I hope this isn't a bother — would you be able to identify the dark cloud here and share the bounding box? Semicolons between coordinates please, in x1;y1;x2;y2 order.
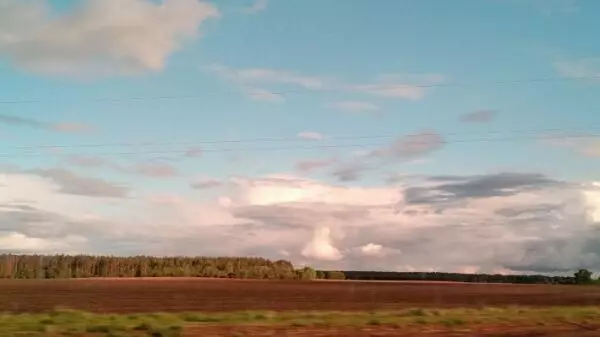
30;168;130;198
370;131;444;159
459;110;497;123
0;114;92;133
331;164;365;182
495;204;563;218
502;236;600;273
294;159;333;172
405;172;562;205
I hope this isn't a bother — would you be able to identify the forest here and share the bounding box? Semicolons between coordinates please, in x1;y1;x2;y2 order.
0;254;593;284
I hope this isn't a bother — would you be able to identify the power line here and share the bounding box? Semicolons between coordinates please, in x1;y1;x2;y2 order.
0;132;595;159
4;125;600;151
0;75;598;106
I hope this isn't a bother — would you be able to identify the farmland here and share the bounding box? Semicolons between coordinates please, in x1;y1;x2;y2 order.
2;278;600;336
2;278;600;313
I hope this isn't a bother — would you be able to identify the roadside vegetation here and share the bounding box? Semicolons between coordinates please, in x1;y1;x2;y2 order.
2;306;600;337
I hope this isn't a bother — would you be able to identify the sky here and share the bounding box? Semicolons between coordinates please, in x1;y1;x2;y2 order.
1;0;600;274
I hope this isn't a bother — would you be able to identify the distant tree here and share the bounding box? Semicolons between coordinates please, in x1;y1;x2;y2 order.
295;267;316;280
325;271;346;280
574;269;593;284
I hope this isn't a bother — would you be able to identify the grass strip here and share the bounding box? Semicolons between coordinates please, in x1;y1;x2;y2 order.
1;306;600;336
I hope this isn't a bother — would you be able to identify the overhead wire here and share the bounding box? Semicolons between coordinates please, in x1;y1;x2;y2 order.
0;132;596;158
3;125;600;151
0;75;598;105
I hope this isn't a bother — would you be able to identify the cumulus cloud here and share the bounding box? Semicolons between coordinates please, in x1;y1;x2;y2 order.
0;0;219;77
459;110;497;123
0;114;93;133
2;168;600;274
301;227;343;261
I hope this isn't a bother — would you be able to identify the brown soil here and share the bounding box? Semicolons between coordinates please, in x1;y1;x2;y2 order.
1;278;600;313
182;324;600;337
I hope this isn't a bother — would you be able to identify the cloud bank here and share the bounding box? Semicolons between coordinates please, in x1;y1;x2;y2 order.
2;166;599;274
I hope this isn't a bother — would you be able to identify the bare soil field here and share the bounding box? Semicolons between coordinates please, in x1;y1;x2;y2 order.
1;278;600;313
183;324;600;337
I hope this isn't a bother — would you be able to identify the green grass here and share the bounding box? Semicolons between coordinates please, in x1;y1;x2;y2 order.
1;306;600;336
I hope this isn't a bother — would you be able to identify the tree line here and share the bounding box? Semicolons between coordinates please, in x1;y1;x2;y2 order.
0;254;303;280
0;254;595;284
342;269;600;284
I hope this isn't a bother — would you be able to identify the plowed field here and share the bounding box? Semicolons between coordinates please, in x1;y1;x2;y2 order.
1;278;599;313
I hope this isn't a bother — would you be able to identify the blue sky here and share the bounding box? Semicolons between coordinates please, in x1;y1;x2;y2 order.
1;0;600;273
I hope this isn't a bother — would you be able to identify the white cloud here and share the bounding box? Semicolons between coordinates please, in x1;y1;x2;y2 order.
297;131;326;140
0;0;219;77
3;168;600;273
301;227;343;261
0;231;87;253
329;101;380;113
360;243;383;256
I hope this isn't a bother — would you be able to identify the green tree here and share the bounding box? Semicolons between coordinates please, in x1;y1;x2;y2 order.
574;269;593;284
295;267;316;280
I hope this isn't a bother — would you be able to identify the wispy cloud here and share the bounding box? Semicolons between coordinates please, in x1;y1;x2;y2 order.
63;156;179;178
203;64;443;103
297;131;326;140
553;58;600;79
459;110;497;123
543;136;600;157
295;159;335;172
190;178;223;190
29;168;130;198
243;87;285;102
328;101;380;113
246;0;268;14
0;114;93;134
369;131;445;159
185;147;203;158
134;161;179;178
203;64;327;90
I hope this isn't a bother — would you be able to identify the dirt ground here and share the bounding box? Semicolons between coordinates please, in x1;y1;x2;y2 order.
182;324;600;337
1;278;600;313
